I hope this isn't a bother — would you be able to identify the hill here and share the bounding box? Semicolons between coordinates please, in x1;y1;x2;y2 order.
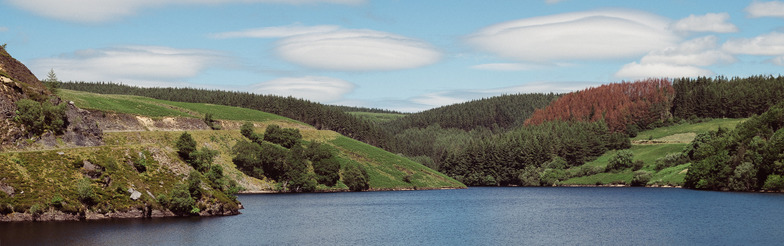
57;89;464;192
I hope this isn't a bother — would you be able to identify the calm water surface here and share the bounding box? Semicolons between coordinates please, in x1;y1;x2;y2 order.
1;187;783;245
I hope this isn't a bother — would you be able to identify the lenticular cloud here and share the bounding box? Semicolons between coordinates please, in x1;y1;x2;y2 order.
275;29;441;71
466;9;678;62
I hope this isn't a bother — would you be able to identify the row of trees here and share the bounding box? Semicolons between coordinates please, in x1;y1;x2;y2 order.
671;75;784;119
525;79;674;133
383;93;558;134
683;102;784;191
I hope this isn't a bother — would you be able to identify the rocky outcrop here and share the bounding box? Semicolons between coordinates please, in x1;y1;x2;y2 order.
62;102;103;146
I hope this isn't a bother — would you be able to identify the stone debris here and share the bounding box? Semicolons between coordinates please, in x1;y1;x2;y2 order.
128;188;142;200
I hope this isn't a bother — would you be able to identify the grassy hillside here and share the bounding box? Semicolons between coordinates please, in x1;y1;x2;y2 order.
561;119;745;186
59;89;464;192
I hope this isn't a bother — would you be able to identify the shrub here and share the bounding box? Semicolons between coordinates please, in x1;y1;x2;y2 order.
763;174;784;191
187;170;202;199
654;153;684;171
175;132;197;161
631;171;652;186
204;113;221;130
540;169;566;186
606;150;634;172
343;165;370;191
50;195;64;208
77;178;95;204
15;99;67;136
263;124;302;148
206;164;227;190
632;160;645;171
168;184;195;215
189;147;218;172
313;158;340;186
518;165;542;186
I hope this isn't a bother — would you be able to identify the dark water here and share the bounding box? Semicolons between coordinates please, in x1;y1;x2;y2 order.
2;187;783;245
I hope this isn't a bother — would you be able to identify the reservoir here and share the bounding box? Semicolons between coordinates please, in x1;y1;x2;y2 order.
2;187;783;245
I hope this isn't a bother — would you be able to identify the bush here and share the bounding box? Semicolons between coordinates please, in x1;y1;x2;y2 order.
175;132;197;161
206;165;227;190
654;153;684;171
540;169;566;186
343;165;370;191
168;184;195;215
606;150;634;172
187;170;202;199
204;113;221;130
189;147;218;172
50;195;64;208
313;158;340;186
76;178;95;204
518;165;541;186
263;124;302;148
15;99;66;136
631;170;652;186
763;174;784;191
632;160;645;171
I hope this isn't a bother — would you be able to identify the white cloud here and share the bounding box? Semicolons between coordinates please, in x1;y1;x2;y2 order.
30;45;226;82
466;9;678;62
746;1;784;18
616;36;732;79
7;0;364;23
545;0;565;4
615;62;713;79
274;28;441;71
723;32;784;55
770;56;784;66
210;24;340;39
640;36;735;66
671;13;738;33
252;76;355;102
471;63;548;71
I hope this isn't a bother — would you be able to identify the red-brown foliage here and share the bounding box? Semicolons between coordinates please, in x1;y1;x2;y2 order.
525;79;674;132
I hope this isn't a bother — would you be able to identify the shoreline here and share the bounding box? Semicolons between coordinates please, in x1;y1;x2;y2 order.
238;186;467;194
0;205;241;223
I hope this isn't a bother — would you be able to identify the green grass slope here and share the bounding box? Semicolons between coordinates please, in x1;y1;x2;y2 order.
59;89;464;192
562;119;745;186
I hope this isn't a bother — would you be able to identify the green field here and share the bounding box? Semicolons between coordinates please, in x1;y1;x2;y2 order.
60;89;292;123
632;118;745;142
561;118;747;186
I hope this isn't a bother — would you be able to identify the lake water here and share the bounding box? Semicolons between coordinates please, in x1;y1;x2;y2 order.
2;187;783;245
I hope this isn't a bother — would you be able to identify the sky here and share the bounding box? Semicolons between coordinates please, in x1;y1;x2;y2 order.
1;0;784;112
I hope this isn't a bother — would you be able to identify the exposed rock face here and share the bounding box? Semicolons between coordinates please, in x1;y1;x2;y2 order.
0;46;103;148
63;103;103;146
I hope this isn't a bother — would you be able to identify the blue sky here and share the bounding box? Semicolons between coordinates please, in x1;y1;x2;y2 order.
2;0;784;112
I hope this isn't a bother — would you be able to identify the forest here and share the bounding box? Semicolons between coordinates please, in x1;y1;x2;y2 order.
61;75;784;190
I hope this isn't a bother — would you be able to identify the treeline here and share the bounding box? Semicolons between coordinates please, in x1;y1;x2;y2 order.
671;75;784;119
439;120;630;186
380;93;558;171
683;102;784;191
384;93;558;134
60;82;391;148
328;105;404;114
525;79;674;133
